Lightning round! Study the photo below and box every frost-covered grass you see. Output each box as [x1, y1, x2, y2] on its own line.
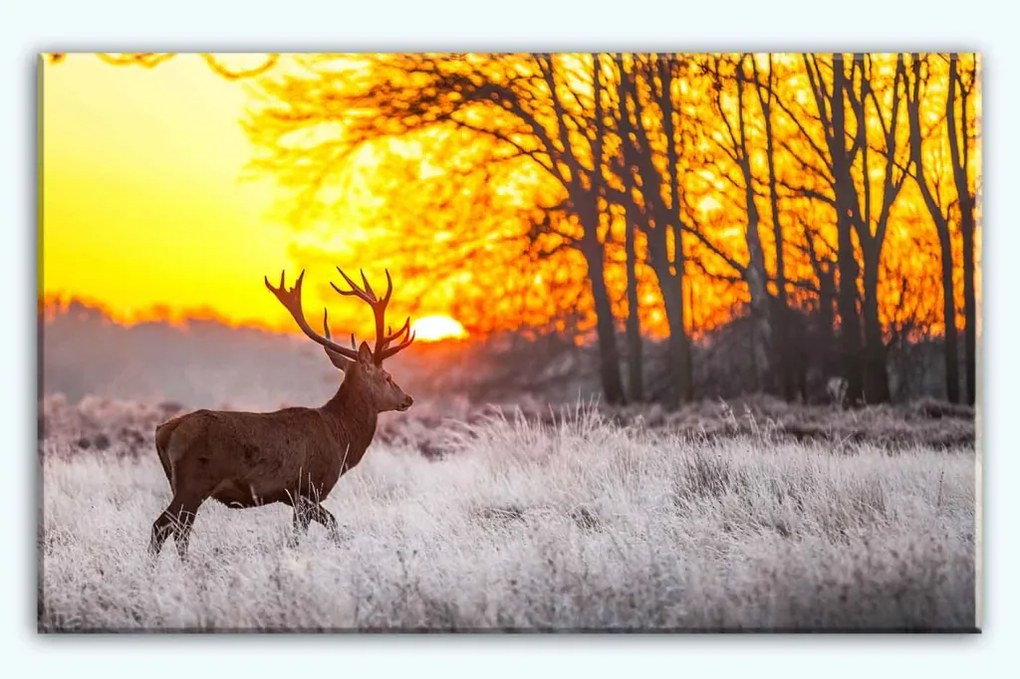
[39, 404, 977, 632]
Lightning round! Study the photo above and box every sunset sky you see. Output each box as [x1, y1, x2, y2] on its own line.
[44, 55, 283, 324]
[42, 54, 437, 337]
[41, 53, 978, 348]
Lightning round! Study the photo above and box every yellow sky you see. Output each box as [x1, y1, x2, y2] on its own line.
[41, 54, 300, 328]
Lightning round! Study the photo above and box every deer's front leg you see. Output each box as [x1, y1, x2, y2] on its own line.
[307, 503, 343, 545]
[288, 498, 314, 547]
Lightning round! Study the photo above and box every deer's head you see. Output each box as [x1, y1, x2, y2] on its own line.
[265, 267, 415, 414]
[336, 340, 413, 412]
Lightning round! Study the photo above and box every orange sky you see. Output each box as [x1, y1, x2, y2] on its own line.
[41, 53, 977, 347]
[42, 54, 427, 336]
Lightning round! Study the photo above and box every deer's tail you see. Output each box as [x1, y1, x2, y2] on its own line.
[154, 417, 183, 491]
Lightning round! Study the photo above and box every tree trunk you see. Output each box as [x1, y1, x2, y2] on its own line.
[961, 199, 977, 405]
[743, 225, 773, 393]
[936, 228, 961, 403]
[578, 232, 625, 405]
[740, 172, 772, 393]
[834, 232, 864, 404]
[941, 55, 976, 406]
[660, 273, 693, 409]
[816, 261, 840, 381]
[944, 54, 977, 405]
[647, 228, 692, 409]
[735, 59, 773, 393]
[624, 208, 644, 402]
[828, 59, 865, 405]
[617, 81, 644, 404]
[618, 55, 693, 408]
[907, 53, 962, 404]
[861, 250, 891, 403]
[576, 54, 624, 405]
[760, 74, 791, 400]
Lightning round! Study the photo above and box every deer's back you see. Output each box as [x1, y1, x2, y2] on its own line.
[160, 406, 343, 508]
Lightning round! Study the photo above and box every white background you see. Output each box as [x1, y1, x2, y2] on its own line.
[2, 0, 1015, 675]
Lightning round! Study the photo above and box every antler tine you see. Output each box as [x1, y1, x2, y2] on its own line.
[265, 268, 302, 296]
[331, 267, 375, 303]
[359, 269, 376, 300]
[330, 279, 360, 298]
[336, 266, 358, 289]
[326, 265, 414, 365]
[333, 266, 387, 360]
[379, 316, 411, 348]
[350, 333, 357, 350]
[381, 269, 394, 306]
[322, 308, 330, 339]
[265, 269, 359, 361]
[379, 328, 416, 361]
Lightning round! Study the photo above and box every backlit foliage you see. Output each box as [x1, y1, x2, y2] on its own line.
[244, 53, 979, 343]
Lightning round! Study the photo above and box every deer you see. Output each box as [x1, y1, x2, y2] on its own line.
[148, 267, 416, 559]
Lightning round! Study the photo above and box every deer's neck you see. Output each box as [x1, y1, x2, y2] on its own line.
[321, 380, 378, 468]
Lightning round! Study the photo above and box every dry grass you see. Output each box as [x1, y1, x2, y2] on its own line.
[38, 399, 976, 632]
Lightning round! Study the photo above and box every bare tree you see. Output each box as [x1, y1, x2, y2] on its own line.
[846, 54, 910, 404]
[775, 54, 907, 404]
[947, 55, 980, 405]
[246, 54, 627, 403]
[615, 54, 694, 407]
[704, 54, 775, 392]
[906, 54, 961, 403]
[611, 84, 646, 402]
[804, 54, 867, 403]
[750, 54, 797, 400]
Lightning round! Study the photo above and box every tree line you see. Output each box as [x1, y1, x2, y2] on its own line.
[67, 52, 980, 407]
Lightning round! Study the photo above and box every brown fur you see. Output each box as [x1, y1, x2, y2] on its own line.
[149, 343, 412, 558]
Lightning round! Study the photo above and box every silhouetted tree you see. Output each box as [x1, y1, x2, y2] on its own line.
[750, 54, 797, 400]
[246, 54, 627, 403]
[847, 54, 910, 404]
[614, 98, 645, 402]
[773, 54, 908, 404]
[907, 54, 961, 403]
[946, 55, 979, 405]
[614, 55, 694, 406]
[704, 54, 775, 393]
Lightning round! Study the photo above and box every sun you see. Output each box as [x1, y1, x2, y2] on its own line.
[411, 315, 468, 342]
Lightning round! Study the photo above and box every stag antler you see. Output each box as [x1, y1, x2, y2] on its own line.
[267, 267, 416, 367]
[331, 267, 416, 364]
[265, 270, 360, 362]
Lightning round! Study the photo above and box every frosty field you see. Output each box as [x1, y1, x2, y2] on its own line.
[38, 396, 977, 632]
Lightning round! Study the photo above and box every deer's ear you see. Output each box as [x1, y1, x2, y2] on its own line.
[357, 341, 374, 365]
[324, 347, 351, 372]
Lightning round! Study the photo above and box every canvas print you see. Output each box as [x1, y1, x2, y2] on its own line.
[39, 52, 980, 632]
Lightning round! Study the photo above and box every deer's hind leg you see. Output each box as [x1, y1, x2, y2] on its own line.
[308, 504, 342, 544]
[149, 505, 177, 557]
[171, 498, 203, 559]
[149, 492, 206, 560]
[288, 497, 342, 546]
[288, 498, 313, 547]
